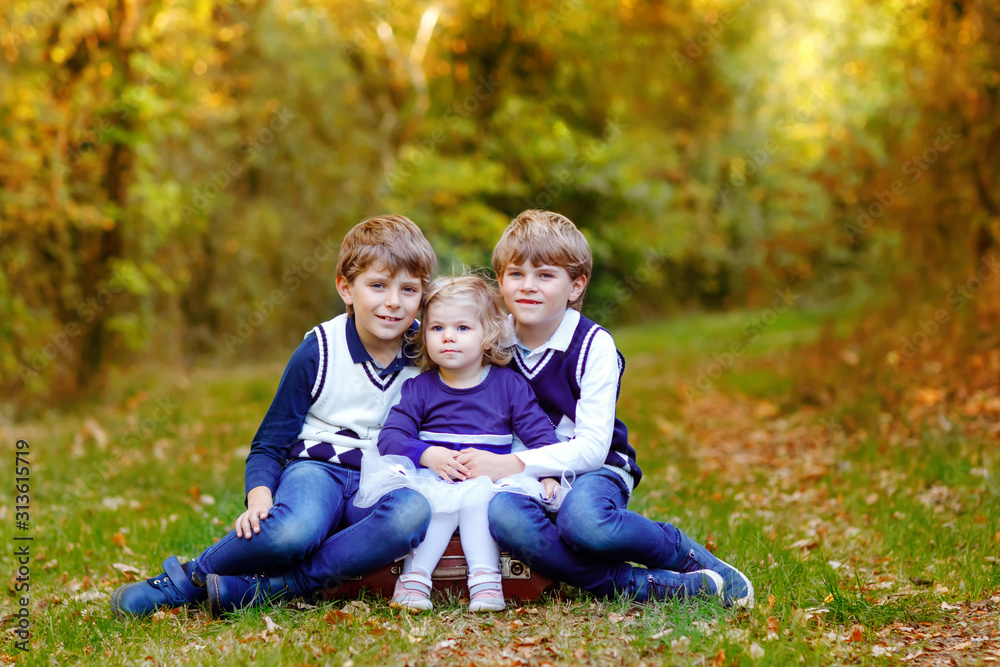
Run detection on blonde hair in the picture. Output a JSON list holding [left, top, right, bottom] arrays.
[[414, 274, 515, 371], [336, 215, 437, 315], [491, 209, 593, 310]]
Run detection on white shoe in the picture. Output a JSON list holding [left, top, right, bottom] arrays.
[[468, 572, 505, 613], [391, 573, 433, 612]]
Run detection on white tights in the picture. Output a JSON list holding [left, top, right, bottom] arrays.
[[405, 502, 499, 577]]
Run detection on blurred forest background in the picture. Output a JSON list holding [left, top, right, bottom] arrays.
[[1, 0, 998, 416]]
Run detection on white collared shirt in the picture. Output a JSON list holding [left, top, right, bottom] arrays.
[[512, 310, 625, 485]]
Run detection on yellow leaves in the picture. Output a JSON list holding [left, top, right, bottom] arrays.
[[914, 387, 944, 406], [752, 400, 778, 419]]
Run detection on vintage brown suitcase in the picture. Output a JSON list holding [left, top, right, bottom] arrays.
[[318, 536, 555, 602]]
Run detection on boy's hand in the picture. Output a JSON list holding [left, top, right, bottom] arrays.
[[236, 486, 273, 539], [456, 450, 526, 481], [541, 477, 561, 501], [420, 446, 469, 481]]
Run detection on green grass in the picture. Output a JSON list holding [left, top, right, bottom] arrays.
[[2, 302, 998, 665]]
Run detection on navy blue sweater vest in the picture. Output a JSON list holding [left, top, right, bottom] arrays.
[[509, 314, 642, 487]]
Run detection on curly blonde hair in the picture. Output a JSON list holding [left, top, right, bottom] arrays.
[[412, 274, 516, 371]]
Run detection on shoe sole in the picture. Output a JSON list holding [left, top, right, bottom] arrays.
[[715, 556, 755, 609], [469, 601, 506, 612], [207, 574, 227, 618], [110, 585, 127, 619], [699, 570, 725, 599], [390, 600, 433, 613]]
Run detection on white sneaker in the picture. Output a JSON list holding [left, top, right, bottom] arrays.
[[391, 573, 433, 612], [468, 572, 505, 613]]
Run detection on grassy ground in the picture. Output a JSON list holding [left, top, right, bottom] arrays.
[[2, 304, 998, 666]]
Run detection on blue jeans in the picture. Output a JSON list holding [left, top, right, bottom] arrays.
[[193, 459, 430, 594], [488, 468, 681, 597]]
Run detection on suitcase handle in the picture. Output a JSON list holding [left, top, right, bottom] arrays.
[[431, 565, 468, 579]]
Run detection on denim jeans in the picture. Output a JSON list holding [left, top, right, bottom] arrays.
[[193, 459, 430, 595], [488, 468, 681, 597]]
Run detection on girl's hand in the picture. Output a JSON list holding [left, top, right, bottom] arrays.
[[541, 477, 561, 501], [456, 450, 526, 481], [235, 486, 273, 539], [420, 446, 469, 481]]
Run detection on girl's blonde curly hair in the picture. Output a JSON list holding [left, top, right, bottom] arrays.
[[411, 273, 516, 371]]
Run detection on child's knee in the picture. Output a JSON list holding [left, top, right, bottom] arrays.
[[556, 498, 616, 552], [487, 494, 517, 537], [261, 508, 329, 558], [384, 492, 432, 539]]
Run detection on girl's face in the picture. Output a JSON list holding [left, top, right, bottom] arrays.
[[423, 300, 487, 374]]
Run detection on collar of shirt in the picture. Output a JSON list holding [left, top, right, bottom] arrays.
[[345, 316, 418, 377], [514, 309, 580, 363]]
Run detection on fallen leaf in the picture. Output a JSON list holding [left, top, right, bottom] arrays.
[[712, 648, 726, 666], [111, 533, 127, 548], [324, 610, 353, 624], [263, 615, 281, 633], [749, 642, 765, 659], [650, 628, 673, 640], [767, 617, 779, 634]]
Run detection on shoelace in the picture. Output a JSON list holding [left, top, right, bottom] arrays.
[[645, 574, 685, 600]]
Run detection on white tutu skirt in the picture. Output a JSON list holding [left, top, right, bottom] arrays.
[[355, 452, 573, 513]]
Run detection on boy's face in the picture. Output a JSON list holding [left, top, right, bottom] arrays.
[[498, 262, 587, 339], [336, 264, 422, 348]]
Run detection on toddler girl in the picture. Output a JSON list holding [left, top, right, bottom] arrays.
[[356, 275, 563, 612]]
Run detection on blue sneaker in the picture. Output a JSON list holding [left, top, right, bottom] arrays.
[[111, 556, 207, 618], [671, 532, 754, 609], [628, 567, 724, 602], [207, 571, 294, 617]]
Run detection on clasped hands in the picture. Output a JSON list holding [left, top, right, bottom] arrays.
[[419, 446, 560, 500]]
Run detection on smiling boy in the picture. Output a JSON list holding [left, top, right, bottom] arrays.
[[112, 215, 438, 617], [459, 209, 754, 607]]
